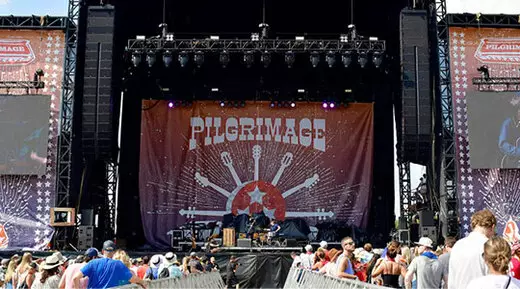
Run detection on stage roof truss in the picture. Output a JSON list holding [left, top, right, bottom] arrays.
[[448, 13, 520, 28], [0, 15, 68, 29], [472, 77, 520, 91]]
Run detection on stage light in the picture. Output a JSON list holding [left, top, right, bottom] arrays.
[[348, 24, 357, 40], [340, 34, 348, 43], [270, 101, 276, 108], [285, 51, 295, 68], [310, 51, 320, 68], [163, 51, 173, 68], [290, 102, 296, 108], [194, 51, 204, 68], [322, 102, 328, 109], [477, 65, 490, 79], [165, 33, 174, 41], [131, 53, 141, 67], [326, 51, 336, 68], [251, 33, 260, 41], [261, 51, 271, 68], [178, 51, 189, 68], [220, 101, 225, 107], [329, 102, 336, 108], [146, 51, 156, 68], [240, 101, 246, 107], [220, 51, 230, 68], [243, 51, 254, 68], [168, 101, 174, 108], [295, 36, 305, 41], [358, 52, 368, 68], [372, 52, 383, 68], [342, 51, 353, 68]]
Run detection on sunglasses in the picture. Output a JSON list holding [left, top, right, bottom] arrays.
[[344, 241, 355, 246]]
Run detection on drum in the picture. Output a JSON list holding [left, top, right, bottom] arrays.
[[259, 233, 267, 242], [253, 232, 259, 240]]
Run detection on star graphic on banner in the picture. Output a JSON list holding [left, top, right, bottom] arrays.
[[44, 230, 50, 236], [454, 61, 459, 66], [463, 215, 468, 221], [453, 39, 458, 44], [46, 49, 51, 55], [249, 187, 266, 205], [45, 181, 51, 187], [462, 83, 468, 89], [456, 106, 461, 112], [455, 77, 460, 82], [464, 224, 469, 230], [37, 190, 42, 196], [44, 190, 51, 197], [36, 181, 42, 187], [470, 207, 475, 213], [462, 69, 467, 75], [461, 53, 466, 59], [462, 76, 467, 82], [462, 199, 467, 204], [34, 237, 40, 243], [461, 167, 466, 173], [453, 32, 458, 37], [461, 175, 466, 181], [45, 197, 50, 203], [469, 192, 474, 198], [458, 136, 463, 142], [467, 176, 473, 182], [453, 45, 459, 51], [461, 184, 466, 190], [460, 33, 465, 37], [45, 205, 50, 211], [36, 214, 42, 219], [237, 207, 249, 215], [455, 68, 460, 74], [460, 46, 466, 52], [453, 53, 458, 59], [469, 199, 474, 205], [263, 207, 276, 219], [460, 39, 465, 44], [461, 61, 466, 67], [37, 197, 43, 203], [47, 36, 53, 41], [37, 205, 42, 211], [46, 43, 52, 48], [35, 229, 41, 235], [457, 128, 463, 134], [463, 207, 468, 213], [467, 168, 472, 173], [457, 121, 462, 126], [461, 191, 467, 197]]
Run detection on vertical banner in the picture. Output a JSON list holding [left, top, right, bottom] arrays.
[[139, 101, 374, 247], [449, 27, 520, 238], [0, 30, 65, 249]]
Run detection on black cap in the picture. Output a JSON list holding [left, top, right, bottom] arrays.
[[102, 240, 116, 252]]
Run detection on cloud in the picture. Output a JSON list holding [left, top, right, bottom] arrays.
[[0, 0, 8, 5]]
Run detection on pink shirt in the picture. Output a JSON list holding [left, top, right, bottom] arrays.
[[511, 257, 520, 280], [61, 263, 88, 289]]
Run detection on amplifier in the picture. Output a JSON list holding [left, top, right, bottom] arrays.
[[237, 238, 252, 248]]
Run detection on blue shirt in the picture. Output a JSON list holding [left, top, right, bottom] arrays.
[[81, 258, 132, 289]]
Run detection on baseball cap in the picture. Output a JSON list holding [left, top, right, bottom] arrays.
[[415, 237, 434, 249], [190, 252, 196, 257], [319, 241, 328, 248], [85, 247, 102, 258], [305, 244, 313, 252], [102, 240, 116, 252]]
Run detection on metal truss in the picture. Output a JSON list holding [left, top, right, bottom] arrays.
[[54, 0, 80, 250], [104, 161, 117, 240], [448, 14, 520, 27], [0, 15, 67, 29], [126, 38, 386, 53], [0, 80, 44, 92], [435, 0, 458, 236], [472, 77, 520, 91], [399, 161, 413, 225]]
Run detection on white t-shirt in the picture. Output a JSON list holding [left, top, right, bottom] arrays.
[[299, 253, 314, 269], [448, 231, 489, 289], [466, 275, 520, 289]]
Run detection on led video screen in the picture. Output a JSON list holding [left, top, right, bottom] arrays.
[[0, 95, 51, 175], [466, 91, 520, 168]]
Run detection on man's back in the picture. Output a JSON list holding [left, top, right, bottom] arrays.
[[410, 255, 443, 289], [448, 232, 488, 289], [80, 258, 132, 289], [62, 263, 87, 289]]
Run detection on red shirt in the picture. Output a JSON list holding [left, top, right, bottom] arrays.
[[511, 257, 520, 279], [137, 265, 149, 279]]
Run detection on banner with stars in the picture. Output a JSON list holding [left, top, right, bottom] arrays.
[[139, 100, 374, 248], [0, 30, 65, 249], [449, 27, 520, 238]]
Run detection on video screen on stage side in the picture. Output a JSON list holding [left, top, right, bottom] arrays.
[[466, 91, 520, 168], [0, 95, 51, 175]]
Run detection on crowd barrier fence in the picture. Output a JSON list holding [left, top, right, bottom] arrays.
[[283, 267, 394, 289], [113, 271, 226, 289]]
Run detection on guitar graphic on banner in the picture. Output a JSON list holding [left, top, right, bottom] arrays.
[[0, 224, 9, 249]]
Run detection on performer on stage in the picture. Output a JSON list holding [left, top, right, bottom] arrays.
[[268, 220, 281, 242]]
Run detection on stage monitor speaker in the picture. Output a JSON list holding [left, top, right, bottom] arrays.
[[80, 5, 116, 160], [80, 209, 94, 226], [419, 210, 435, 227], [237, 238, 252, 248], [398, 216, 408, 230], [400, 9, 432, 165]]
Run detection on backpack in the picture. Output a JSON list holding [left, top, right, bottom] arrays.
[[158, 267, 170, 279], [145, 267, 159, 280]]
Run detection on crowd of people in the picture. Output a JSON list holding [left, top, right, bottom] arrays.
[[291, 209, 520, 289]]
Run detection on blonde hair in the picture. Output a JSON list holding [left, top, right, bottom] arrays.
[[483, 236, 511, 274], [182, 257, 189, 272], [471, 209, 496, 230], [400, 246, 411, 265], [113, 250, 131, 268], [16, 253, 32, 274], [5, 260, 17, 283]]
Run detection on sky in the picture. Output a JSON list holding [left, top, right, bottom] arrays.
[[0, 0, 68, 16]]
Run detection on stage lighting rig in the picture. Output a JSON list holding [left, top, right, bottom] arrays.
[[310, 51, 320, 68], [194, 51, 204, 68], [243, 51, 254, 68], [285, 51, 295, 68], [342, 51, 353, 68], [131, 53, 141, 67], [0, 69, 45, 93], [261, 51, 271, 68], [220, 51, 230, 68], [178, 51, 189, 68], [372, 51, 383, 68], [326, 51, 336, 68], [146, 51, 156, 68], [163, 51, 173, 68], [358, 52, 368, 68]]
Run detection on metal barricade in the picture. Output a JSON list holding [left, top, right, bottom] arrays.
[[283, 267, 394, 289], [113, 271, 226, 289]]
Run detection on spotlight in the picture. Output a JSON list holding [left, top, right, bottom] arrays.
[[329, 102, 336, 108], [146, 51, 156, 68], [220, 51, 230, 68], [251, 33, 260, 41], [194, 51, 204, 68], [285, 51, 295, 68], [341, 51, 353, 68], [163, 51, 173, 68], [322, 102, 328, 109], [290, 102, 296, 108], [131, 53, 141, 67], [372, 52, 383, 68], [243, 51, 254, 68], [168, 101, 174, 108], [348, 24, 357, 40], [358, 52, 368, 68], [326, 51, 336, 68], [340, 34, 349, 43], [220, 101, 225, 107], [477, 65, 490, 79], [178, 51, 189, 68], [270, 101, 276, 108], [310, 51, 320, 68], [261, 51, 271, 68]]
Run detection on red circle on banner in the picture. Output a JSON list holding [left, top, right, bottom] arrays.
[[231, 181, 286, 220]]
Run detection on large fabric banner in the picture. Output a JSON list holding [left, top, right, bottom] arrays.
[[140, 101, 374, 247], [0, 30, 65, 249], [449, 27, 520, 239]]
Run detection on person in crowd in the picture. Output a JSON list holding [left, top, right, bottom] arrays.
[[136, 256, 149, 279], [59, 248, 99, 289], [336, 237, 358, 280], [466, 236, 520, 289], [205, 257, 220, 272], [225, 256, 239, 289], [4, 259, 17, 289], [290, 252, 301, 268], [158, 253, 182, 279], [72, 240, 146, 289], [400, 246, 411, 266], [299, 245, 314, 269], [205, 236, 220, 254], [510, 242, 520, 280], [372, 242, 406, 288], [16, 262, 36, 289], [319, 241, 329, 260], [188, 253, 204, 273], [405, 237, 444, 289], [181, 257, 190, 275], [0, 259, 9, 288], [14, 253, 32, 289], [51, 252, 68, 275], [31, 255, 62, 289], [144, 255, 162, 280], [449, 209, 496, 289], [364, 243, 373, 253], [130, 259, 139, 276], [114, 250, 132, 269], [311, 250, 328, 271], [439, 236, 456, 288], [319, 248, 341, 277], [365, 253, 382, 285]]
